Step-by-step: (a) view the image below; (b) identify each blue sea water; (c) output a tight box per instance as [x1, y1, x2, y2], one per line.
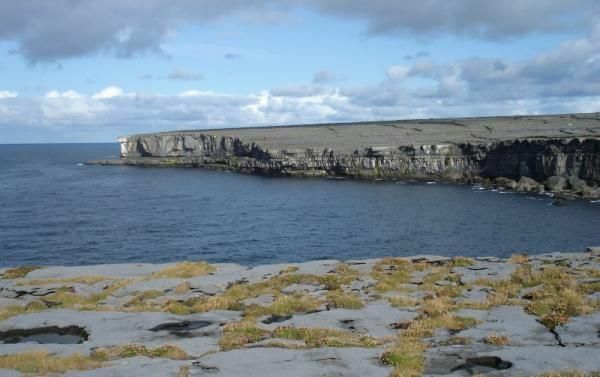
[1, 143, 599, 267]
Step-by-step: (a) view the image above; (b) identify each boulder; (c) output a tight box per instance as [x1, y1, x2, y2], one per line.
[568, 175, 592, 195]
[544, 176, 567, 192]
[495, 177, 517, 190]
[515, 177, 543, 192]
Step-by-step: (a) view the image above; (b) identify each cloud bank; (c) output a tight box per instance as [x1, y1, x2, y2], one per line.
[0, 0, 597, 62]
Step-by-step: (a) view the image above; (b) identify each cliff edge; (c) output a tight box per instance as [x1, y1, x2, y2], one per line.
[93, 113, 600, 196]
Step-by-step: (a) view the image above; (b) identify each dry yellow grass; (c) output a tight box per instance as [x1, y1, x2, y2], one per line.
[2, 266, 41, 279]
[0, 301, 47, 321]
[272, 326, 381, 348]
[152, 262, 215, 279]
[0, 350, 101, 375]
[41, 280, 131, 311]
[537, 372, 600, 377]
[244, 293, 323, 319]
[219, 322, 270, 351]
[483, 333, 510, 345]
[326, 290, 364, 309]
[387, 295, 422, 308]
[509, 253, 529, 264]
[91, 343, 189, 361]
[16, 275, 116, 286]
[380, 338, 426, 377]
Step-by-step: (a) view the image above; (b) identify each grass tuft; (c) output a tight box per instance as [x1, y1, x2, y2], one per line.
[483, 332, 510, 345]
[219, 322, 269, 351]
[2, 266, 41, 279]
[0, 350, 101, 374]
[326, 290, 364, 309]
[273, 326, 380, 348]
[91, 343, 189, 361]
[152, 262, 215, 279]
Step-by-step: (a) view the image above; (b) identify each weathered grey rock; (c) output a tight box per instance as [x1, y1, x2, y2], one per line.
[495, 177, 517, 190]
[455, 306, 557, 346]
[515, 176, 543, 192]
[64, 357, 185, 377]
[457, 286, 492, 304]
[242, 294, 274, 307]
[26, 264, 175, 280]
[425, 344, 600, 376]
[554, 312, 600, 346]
[435, 280, 456, 287]
[453, 263, 516, 284]
[0, 309, 240, 357]
[568, 175, 592, 194]
[259, 301, 417, 338]
[281, 284, 325, 294]
[194, 347, 391, 377]
[545, 175, 567, 192]
[0, 369, 19, 377]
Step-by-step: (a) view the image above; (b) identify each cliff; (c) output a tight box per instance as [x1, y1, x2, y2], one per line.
[97, 113, 600, 194]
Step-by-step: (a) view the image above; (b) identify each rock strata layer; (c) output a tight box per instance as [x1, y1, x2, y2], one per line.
[90, 114, 600, 194]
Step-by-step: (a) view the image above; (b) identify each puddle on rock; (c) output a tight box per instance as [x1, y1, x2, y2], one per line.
[149, 320, 213, 336]
[451, 356, 513, 375]
[262, 315, 292, 324]
[0, 326, 89, 344]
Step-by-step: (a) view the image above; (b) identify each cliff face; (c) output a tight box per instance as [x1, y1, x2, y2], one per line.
[117, 133, 600, 185]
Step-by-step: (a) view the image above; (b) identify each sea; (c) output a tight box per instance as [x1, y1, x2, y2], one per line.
[1, 143, 599, 267]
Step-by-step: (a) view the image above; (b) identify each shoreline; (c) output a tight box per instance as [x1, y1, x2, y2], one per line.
[88, 113, 600, 201]
[87, 159, 600, 202]
[1, 249, 599, 376]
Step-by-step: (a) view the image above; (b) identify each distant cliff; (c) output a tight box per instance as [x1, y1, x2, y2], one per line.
[93, 113, 600, 196]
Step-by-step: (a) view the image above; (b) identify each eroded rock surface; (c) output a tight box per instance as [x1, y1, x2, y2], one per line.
[0, 250, 598, 376]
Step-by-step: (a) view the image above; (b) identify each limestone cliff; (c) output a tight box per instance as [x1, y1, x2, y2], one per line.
[110, 114, 600, 188]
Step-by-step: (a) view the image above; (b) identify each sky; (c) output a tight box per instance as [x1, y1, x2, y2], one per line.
[1, 1, 600, 143]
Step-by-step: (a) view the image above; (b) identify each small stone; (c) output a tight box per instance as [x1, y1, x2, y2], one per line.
[435, 280, 456, 287]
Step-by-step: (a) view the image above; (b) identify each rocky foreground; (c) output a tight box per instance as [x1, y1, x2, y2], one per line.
[1, 249, 599, 377]
[90, 113, 600, 199]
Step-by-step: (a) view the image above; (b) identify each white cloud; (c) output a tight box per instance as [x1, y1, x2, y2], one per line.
[0, 90, 18, 99]
[92, 86, 125, 99]
[45, 90, 83, 99]
[178, 90, 215, 97]
[386, 65, 410, 80]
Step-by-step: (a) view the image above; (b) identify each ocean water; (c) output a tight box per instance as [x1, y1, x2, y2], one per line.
[1, 143, 599, 267]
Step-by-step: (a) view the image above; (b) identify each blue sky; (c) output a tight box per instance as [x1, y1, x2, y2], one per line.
[0, 1, 599, 143]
